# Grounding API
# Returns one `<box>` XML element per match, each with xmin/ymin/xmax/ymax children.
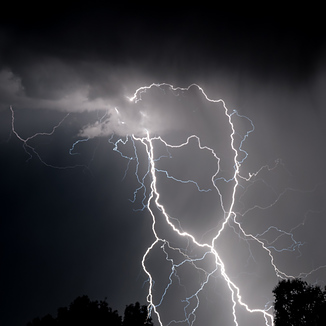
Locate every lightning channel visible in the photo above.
<box><xmin>125</xmin><ymin>84</ymin><xmax>277</xmax><ymax>326</ymax></box>
<box><xmin>10</xmin><ymin>82</ymin><xmax>326</xmax><ymax>326</ymax></box>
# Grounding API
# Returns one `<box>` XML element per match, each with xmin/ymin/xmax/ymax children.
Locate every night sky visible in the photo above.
<box><xmin>1</xmin><ymin>8</ymin><xmax>326</xmax><ymax>326</ymax></box>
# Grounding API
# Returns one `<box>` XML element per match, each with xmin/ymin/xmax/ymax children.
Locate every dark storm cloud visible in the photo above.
<box><xmin>0</xmin><ymin>10</ymin><xmax>325</xmax><ymax>113</ymax></box>
<box><xmin>0</xmin><ymin>8</ymin><xmax>148</xmax><ymax>110</ymax></box>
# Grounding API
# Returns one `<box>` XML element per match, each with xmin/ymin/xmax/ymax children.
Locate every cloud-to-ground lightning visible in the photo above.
<box><xmin>10</xmin><ymin>83</ymin><xmax>326</xmax><ymax>326</ymax></box>
<box><xmin>108</xmin><ymin>84</ymin><xmax>326</xmax><ymax>326</ymax></box>
<box><xmin>122</xmin><ymin>84</ymin><xmax>275</xmax><ymax>326</ymax></box>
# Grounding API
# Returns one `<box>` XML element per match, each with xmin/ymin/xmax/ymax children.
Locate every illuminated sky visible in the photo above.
<box><xmin>1</xmin><ymin>8</ymin><xmax>326</xmax><ymax>326</ymax></box>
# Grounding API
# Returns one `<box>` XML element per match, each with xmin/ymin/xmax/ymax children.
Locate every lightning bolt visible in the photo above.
<box><xmin>123</xmin><ymin>84</ymin><xmax>276</xmax><ymax>326</ymax></box>
<box><xmin>113</xmin><ymin>84</ymin><xmax>326</xmax><ymax>326</ymax></box>
<box><xmin>9</xmin><ymin>83</ymin><xmax>326</xmax><ymax>326</ymax></box>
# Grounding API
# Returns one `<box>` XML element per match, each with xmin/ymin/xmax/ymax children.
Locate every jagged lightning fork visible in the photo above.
<box><xmin>124</xmin><ymin>84</ymin><xmax>277</xmax><ymax>326</ymax></box>
<box><xmin>10</xmin><ymin>82</ymin><xmax>325</xmax><ymax>326</ymax></box>
<box><xmin>10</xmin><ymin>106</ymin><xmax>68</xmax><ymax>166</ymax></box>
<box><xmin>10</xmin><ymin>106</ymin><xmax>89</xmax><ymax>170</ymax></box>
<box><xmin>118</xmin><ymin>84</ymin><xmax>324</xmax><ymax>326</ymax></box>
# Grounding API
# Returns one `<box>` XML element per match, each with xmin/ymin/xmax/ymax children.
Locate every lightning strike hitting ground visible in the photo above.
<box><xmin>10</xmin><ymin>83</ymin><xmax>326</xmax><ymax>326</ymax></box>
<box><xmin>124</xmin><ymin>84</ymin><xmax>275</xmax><ymax>326</ymax></box>
<box><xmin>115</xmin><ymin>84</ymin><xmax>325</xmax><ymax>326</ymax></box>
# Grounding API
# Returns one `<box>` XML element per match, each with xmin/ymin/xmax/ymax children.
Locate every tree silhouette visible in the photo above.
<box><xmin>27</xmin><ymin>314</ymin><xmax>56</xmax><ymax>326</ymax></box>
<box><xmin>27</xmin><ymin>296</ymin><xmax>152</xmax><ymax>326</ymax></box>
<box><xmin>273</xmin><ymin>278</ymin><xmax>326</xmax><ymax>326</ymax></box>
<box><xmin>122</xmin><ymin>302</ymin><xmax>153</xmax><ymax>326</ymax></box>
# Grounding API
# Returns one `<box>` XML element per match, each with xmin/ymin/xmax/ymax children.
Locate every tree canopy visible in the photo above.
<box><xmin>27</xmin><ymin>296</ymin><xmax>153</xmax><ymax>326</ymax></box>
<box><xmin>273</xmin><ymin>278</ymin><xmax>326</xmax><ymax>326</ymax></box>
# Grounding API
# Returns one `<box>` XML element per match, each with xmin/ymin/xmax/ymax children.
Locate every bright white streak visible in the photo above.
<box><xmin>130</xmin><ymin>84</ymin><xmax>275</xmax><ymax>326</ymax></box>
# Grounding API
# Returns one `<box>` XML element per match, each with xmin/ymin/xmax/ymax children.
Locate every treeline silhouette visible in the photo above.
<box><xmin>273</xmin><ymin>278</ymin><xmax>326</xmax><ymax>325</ymax></box>
<box><xmin>28</xmin><ymin>278</ymin><xmax>326</xmax><ymax>326</ymax></box>
<box><xmin>27</xmin><ymin>296</ymin><xmax>154</xmax><ymax>326</ymax></box>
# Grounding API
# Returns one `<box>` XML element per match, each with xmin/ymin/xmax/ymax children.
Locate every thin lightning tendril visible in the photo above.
<box><xmin>9</xmin><ymin>106</ymin><xmax>74</xmax><ymax>168</ymax></box>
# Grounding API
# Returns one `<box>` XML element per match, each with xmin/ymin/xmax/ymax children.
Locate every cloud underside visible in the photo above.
<box><xmin>1</xmin><ymin>51</ymin><xmax>326</xmax><ymax>140</ymax></box>
<box><xmin>0</xmin><ymin>57</ymin><xmax>149</xmax><ymax>113</ymax></box>
<box><xmin>0</xmin><ymin>61</ymin><xmax>232</xmax><ymax>138</ymax></box>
